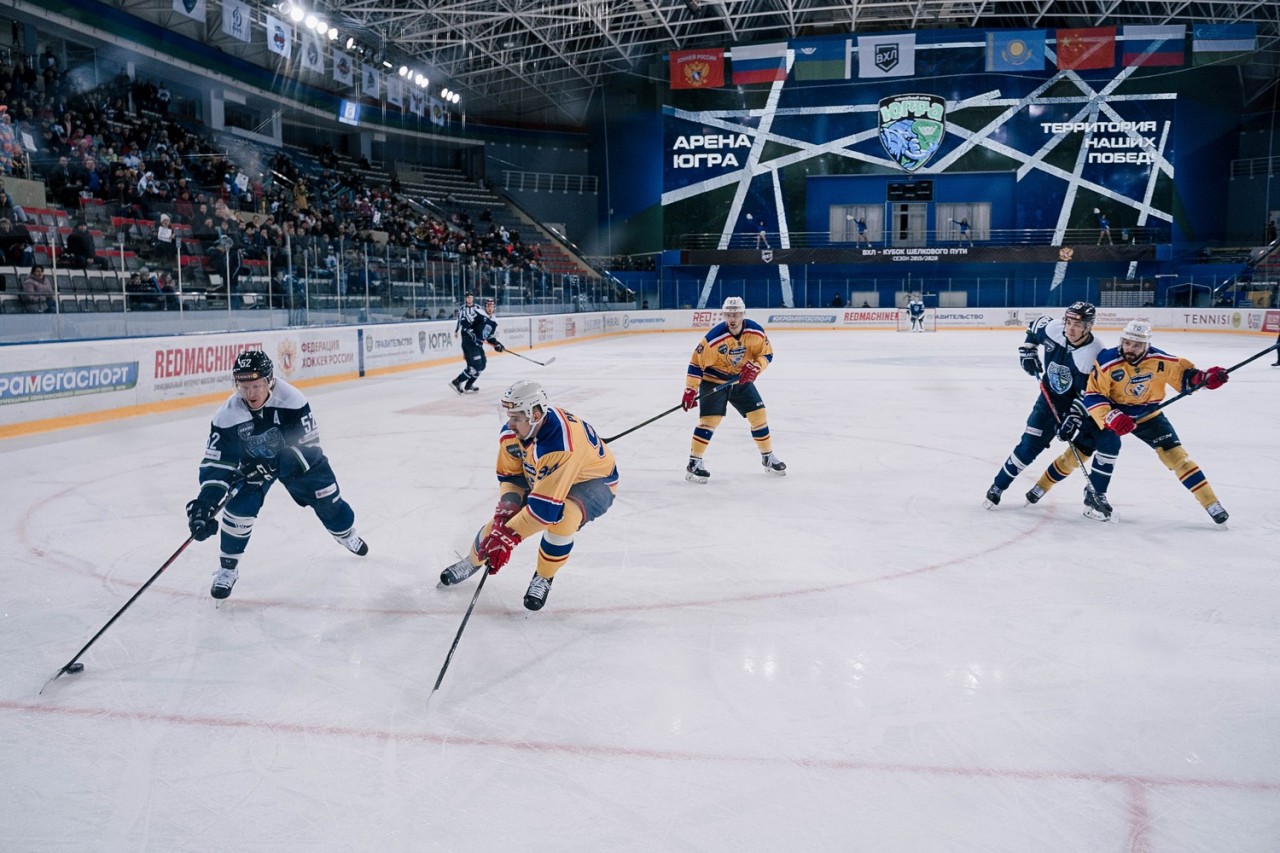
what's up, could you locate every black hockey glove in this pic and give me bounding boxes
[239,460,278,486]
[1056,399,1087,442]
[1018,344,1042,378]
[491,340,505,352]
[185,499,218,541]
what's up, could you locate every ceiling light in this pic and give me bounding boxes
[345,37,355,50]
[399,65,409,77]
[288,7,304,22]
[328,27,338,40]
[304,13,317,28]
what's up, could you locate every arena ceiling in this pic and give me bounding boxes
[338,0,1280,124]
[62,0,1280,126]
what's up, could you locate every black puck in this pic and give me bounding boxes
[65,663,85,674]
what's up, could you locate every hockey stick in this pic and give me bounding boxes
[39,483,241,694]
[1037,379,1103,504]
[426,564,490,709]
[602,380,737,444]
[1152,342,1278,413]
[503,349,556,367]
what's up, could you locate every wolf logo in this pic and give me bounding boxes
[418,331,427,353]
[878,94,945,173]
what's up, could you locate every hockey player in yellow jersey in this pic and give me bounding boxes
[438,380,619,611]
[1076,320,1230,523]
[682,296,786,482]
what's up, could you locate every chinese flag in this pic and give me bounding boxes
[670,49,725,90]
[1056,27,1116,70]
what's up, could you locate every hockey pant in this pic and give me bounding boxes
[453,340,488,387]
[465,478,616,581]
[991,396,1061,491]
[1083,414,1220,508]
[219,460,357,564]
[689,380,773,458]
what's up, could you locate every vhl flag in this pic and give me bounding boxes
[387,77,404,107]
[409,90,425,117]
[857,34,916,78]
[429,97,446,126]
[264,14,290,58]
[221,0,251,42]
[173,0,207,22]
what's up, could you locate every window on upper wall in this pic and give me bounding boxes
[829,204,883,243]
[935,203,990,242]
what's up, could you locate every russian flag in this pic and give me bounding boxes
[731,43,788,85]
[1121,24,1185,67]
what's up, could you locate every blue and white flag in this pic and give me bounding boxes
[362,64,381,97]
[221,0,251,43]
[300,33,324,73]
[986,31,1045,72]
[332,50,354,85]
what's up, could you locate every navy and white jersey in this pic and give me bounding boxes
[455,301,482,335]
[1024,315,1103,405]
[908,299,925,318]
[458,307,499,346]
[197,378,327,500]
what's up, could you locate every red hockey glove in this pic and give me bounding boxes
[738,362,761,385]
[1104,409,1136,436]
[492,500,520,526]
[1191,366,1229,390]
[681,387,698,411]
[480,523,521,574]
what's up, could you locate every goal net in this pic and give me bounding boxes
[897,309,937,332]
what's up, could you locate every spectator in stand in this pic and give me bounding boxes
[21,263,55,312]
[0,216,33,266]
[153,213,176,260]
[156,82,171,116]
[64,220,99,269]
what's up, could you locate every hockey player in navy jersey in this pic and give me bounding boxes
[450,294,504,393]
[1074,320,1229,523]
[682,296,785,482]
[185,350,368,600]
[907,293,926,332]
[438,380,618,611]
[985,302,1103,509]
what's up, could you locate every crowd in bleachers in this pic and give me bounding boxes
[0,37,575,315]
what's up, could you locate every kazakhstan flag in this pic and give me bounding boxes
[986,30,1046,72]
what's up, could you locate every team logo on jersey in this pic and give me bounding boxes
[878,94,945,172]
[1046,362,1074,395]
[276,339,298,376]
[1110,368,1126,382]
[1125,372,1153,398]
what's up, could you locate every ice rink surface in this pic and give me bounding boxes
[3,326,1278,852]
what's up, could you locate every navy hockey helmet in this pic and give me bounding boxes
[233,349,274,383]
[1064,301,1096,328]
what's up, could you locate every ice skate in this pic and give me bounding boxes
[449,378,465,394]
[524,571,553,611]
[984,484,1002,508]
[761,452,787,476]
[1025,485,1045,505]
[210,559,239,600]
[1205,501,1229,525]
[334,530,370,556]
[1083,489,1113,522]
[463,382,480,394]
[439,556,483,587]
[685,456,710,484]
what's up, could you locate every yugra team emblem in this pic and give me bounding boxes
[878,94,946,173]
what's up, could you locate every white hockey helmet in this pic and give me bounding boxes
[722,296,746,314]
[501,380,550,422]
[1119,320,1153,345]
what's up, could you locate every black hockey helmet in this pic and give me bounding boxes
[1064,301,1096,328]
[233,349,274,383]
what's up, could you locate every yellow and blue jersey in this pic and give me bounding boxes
[495,407,619,538]
[1084,345,1200,426]
[685,319,774,388]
